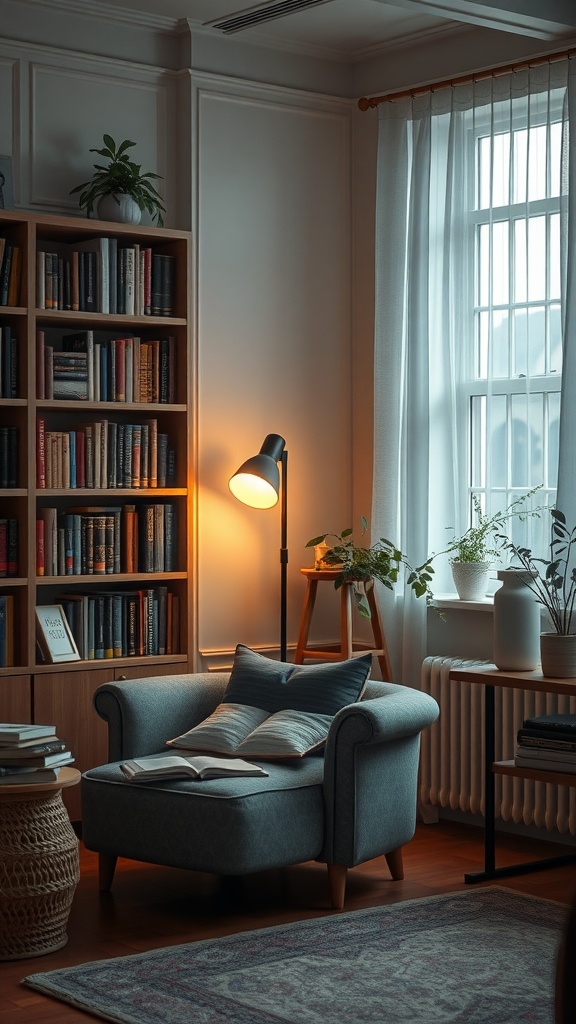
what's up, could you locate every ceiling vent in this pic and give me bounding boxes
[205,0,335,35]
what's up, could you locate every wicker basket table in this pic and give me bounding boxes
[0,767,80,960]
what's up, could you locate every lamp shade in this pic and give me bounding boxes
[229,434,286,510]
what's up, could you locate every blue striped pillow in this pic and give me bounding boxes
[223,644,371,716]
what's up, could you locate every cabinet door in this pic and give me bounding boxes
[0,675,32,723]
[33,661,188,819]
[33,666,113,820]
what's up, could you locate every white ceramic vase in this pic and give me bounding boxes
[540,633,576,678]
[97,193,142,224]
[451,560,491,601]
[493,568,540,671]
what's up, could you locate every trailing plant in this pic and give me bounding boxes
[444,486,545,565]
[306,517,436,618]
[70,134,165,225]
[496,509,576,635]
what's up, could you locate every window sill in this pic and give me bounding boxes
[432,594,494,613]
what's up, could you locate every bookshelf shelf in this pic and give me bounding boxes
[0,209,195,816]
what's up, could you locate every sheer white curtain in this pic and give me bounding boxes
[372,60,576,685]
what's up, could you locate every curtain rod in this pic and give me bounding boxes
[358,45,576,111]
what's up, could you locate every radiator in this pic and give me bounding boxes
[419,655,576,836]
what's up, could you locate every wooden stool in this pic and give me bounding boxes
[294,568,393,681]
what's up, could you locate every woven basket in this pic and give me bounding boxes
[0,790,80,960]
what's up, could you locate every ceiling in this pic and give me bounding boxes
[84,0,576,62]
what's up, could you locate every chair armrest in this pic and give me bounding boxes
[93,672,230,762]
[321,683,439,866]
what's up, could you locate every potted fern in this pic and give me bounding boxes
[70,135,165,225]
[444,487,545,601]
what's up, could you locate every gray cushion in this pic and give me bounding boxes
[166,646,371,759]
[223,644,371,714]
[167,704,333,758]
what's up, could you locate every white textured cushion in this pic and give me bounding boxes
[167,703,333,759]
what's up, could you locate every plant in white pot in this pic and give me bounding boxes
[306,517,436,618]
[445,488,544,601]
[496,509,576,678]
[70,135,165,225]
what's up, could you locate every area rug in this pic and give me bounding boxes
[23,886,566,1024]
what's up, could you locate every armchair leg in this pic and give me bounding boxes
[327,863,347,910]
[385,846,404,880]
[99,853,118,892]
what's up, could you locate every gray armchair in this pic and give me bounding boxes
[81,673,439,909]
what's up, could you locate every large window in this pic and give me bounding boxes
[467,117,562,552]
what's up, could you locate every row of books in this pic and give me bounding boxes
[52,587,180,661]
[0,426,18,488]
[37,330,177,403]
[0,723,73,785]
[0,325,18,397]
[0,595,14,666]
[0,240,21,307]
[36,503,177,576]
[36,418,176,490]
[0,520,18,577]
[36,239,176,316]
[514,713,576,773]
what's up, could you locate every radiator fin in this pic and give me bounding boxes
[420,655,576,835]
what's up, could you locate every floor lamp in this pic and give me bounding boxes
[229,433,288,662]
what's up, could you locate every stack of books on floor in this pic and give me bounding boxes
[514,714,576,774]
[0,723,74,784]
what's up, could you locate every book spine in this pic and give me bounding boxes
[36,418,46,488]
[36,330,45,399]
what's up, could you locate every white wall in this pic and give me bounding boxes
[3,2,574,669]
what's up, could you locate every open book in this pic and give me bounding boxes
[120,754,269,782]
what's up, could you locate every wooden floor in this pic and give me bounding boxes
[2,819,576,1023]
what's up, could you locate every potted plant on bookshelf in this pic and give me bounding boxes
[306,517,436,618]
[444,487,544,601]
[70,135,165,226]
[496,509,576,678]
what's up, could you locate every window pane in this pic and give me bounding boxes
[548,391,560,488]
[527,124,548,202]
[550,121,562,198]
[527,216,546,300]
[513,128,527,205]
[492,221,509,305]
[514,218,528,303]
[492,309,509,378]
[477,310,489,379]
[550,213,560,299]
[488,396,507,487]
[528,307,546,378]
[510,394,529,486]
[470,396,486,487]
[492,132,510,208]
[549,303,562,374]
[478,224,489,306]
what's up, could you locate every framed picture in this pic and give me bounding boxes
[35,605,80,663]
[0,156,14,210]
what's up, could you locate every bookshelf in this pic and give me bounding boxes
[0,210,195,816]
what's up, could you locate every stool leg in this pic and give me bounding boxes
[294,579,319,664]
[340,583,353,660]
[366,585,393,681]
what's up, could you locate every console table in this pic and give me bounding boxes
[448,664,576,883]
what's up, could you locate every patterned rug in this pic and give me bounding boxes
[23,887,565,1024]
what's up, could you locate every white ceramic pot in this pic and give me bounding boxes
[493,568,540,671]
[540,633,576,678]
[451,560,491,601]
[97,193,142,224]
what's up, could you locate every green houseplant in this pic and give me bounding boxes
[306,517,436,618]
[444,487,545,600]
[70,135,165,226]
[496,508,576,676]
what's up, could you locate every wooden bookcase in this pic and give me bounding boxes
[0,210,195,816]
